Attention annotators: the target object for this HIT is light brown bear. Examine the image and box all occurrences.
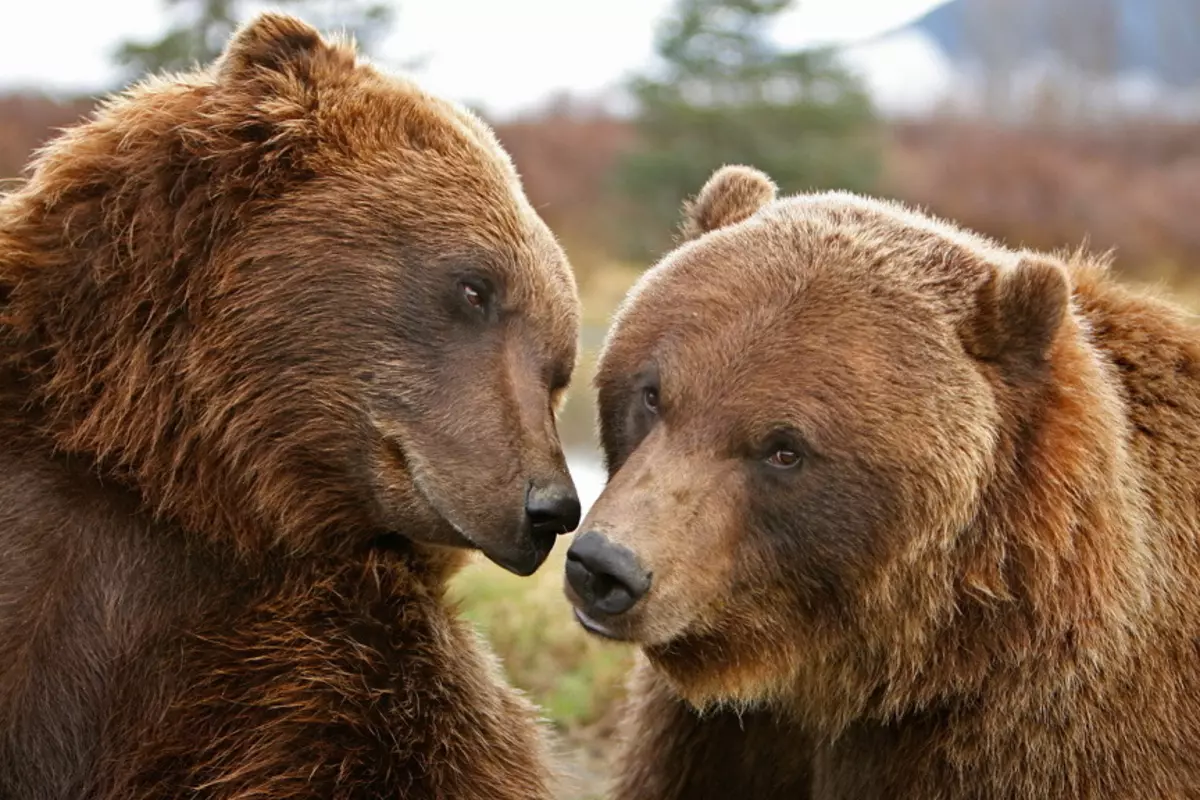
[0,13,581,800]
[565,165,1200,799]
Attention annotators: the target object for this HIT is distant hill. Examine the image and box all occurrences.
[893,0,1200,87]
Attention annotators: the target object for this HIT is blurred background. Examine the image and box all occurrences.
[3,0,1199,795]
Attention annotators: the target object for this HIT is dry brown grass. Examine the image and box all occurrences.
[883,118,1200,288]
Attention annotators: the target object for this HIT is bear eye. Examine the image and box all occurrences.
[459,280,489,312]
[766,448,801,469]
[642,386,660,415]
[765,447,802,469]
[762,435,805,470]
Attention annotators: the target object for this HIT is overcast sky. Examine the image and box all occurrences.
[0,0,952,116]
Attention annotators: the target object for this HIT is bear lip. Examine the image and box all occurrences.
[572,607,632,642]
[381,434,479,550]
[483,531,555,577]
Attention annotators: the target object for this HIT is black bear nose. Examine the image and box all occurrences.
[525,481,581,536]
[565,530,651,616]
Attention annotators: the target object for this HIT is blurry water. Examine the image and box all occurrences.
[565,449,607,517]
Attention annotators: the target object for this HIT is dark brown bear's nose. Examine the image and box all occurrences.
[525,481,581,537]
[565,530,651,616]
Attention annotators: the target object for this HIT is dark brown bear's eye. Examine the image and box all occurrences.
[459,280,488,311]
[642,386,660,414]
[765,447,802,470]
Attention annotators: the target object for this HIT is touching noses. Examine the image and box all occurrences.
[565,530,652,616]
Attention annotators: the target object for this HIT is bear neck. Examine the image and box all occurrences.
[943,270,1153,693]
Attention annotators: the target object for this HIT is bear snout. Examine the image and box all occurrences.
[481,477,579,577]
[524,479,581,538]
[565,530,652,633]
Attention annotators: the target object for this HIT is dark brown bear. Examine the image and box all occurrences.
[0,13,582,800]
[566,165,1200,799]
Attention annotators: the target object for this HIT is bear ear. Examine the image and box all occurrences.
[963,255,1070,366]
[216,12,330,86]
[679,165,777,241]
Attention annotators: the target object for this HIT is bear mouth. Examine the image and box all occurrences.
[377,433,552,575]
[572,607,633,642]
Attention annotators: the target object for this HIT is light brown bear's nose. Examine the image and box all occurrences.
[565,530,651,616]
[525,481,581,537]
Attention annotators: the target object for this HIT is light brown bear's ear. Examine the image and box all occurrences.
[963,256,1070,365]
[679,165,777,241]
[216,13,330,86]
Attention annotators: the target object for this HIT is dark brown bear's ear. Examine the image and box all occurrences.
[963,256,1070,365]
[216,13,329,86]
[679,165,777,241]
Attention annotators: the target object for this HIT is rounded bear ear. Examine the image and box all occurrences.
[963,256,1070,366]
[216,12,329,85]
[679,165,777,241]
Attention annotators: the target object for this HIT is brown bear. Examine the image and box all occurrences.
[0,13,582,800]
[565,164,1200,799]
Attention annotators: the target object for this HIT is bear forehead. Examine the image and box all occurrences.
[331,77,516,179]
[317,80,571,292]
[609,189,1021,359]
[597,196,1004,415]
[614,228,944,347]
[205,57,575,309]
[298,81,525,211]
[761,191,1018,273]
[604,259,953,417]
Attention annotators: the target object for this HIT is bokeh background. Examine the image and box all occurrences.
[3,0,1199,795]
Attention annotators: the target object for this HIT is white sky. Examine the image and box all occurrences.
[0,0,952,116]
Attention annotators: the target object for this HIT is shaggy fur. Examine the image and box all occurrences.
[573,165,1200,799]
[0,13,580,799]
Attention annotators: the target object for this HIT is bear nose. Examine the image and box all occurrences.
[525,481,581,537]
[565,530,651,616]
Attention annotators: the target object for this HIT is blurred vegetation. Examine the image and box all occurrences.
[113,0,395,82]
[450,539,633,756]
[614,0,880,259]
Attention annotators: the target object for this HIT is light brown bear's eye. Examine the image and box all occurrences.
[460,281,487,310]
[642,386,660,414]
[766,447,802,469]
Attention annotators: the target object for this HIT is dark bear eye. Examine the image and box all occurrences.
[459,280,488,311]
[642,386,660,414]
[765,446,803,470]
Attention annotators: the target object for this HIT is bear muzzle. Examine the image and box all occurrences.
[484,478,581,576]
[565,530,653,639]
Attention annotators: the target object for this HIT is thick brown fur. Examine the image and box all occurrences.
[574,165,1200,798]
[0,13,581,799]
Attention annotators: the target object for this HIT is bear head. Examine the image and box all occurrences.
[565,166,1142,729]
[0,14,581,575]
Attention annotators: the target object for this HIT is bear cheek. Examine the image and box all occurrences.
[641,505,742,645]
